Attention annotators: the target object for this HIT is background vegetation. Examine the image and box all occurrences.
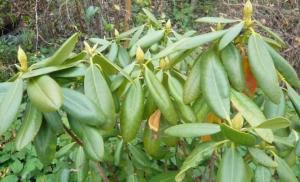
[0,0,299,81]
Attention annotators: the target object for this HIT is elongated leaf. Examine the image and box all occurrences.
[128,144,152,168]
[22,62,78,79]
[43,112,63,133]
[34,121,57,166]
[0,82,12,101]
[165,123,220,138]
[93,54,133,82]
[231,89,273,143]
[118,26,140,39]
[0,79,23,135]
[16,103,42,150]
[287,84,300,117]
[221,43,246,91]
[129,25,144,48]
[84,64,115,129]
[196,17,240,24]
[27,75,63,113]
[255,20,285,46]
[56,142,76,158]
[256,117,290,129]
[221,124,256,146]
[114,139,123,166]
[176,142,215,182]
[117,47,131,67]
[275,155,298,182]
[52,64,88,78]
[249,148,277,167]
[216,148,251,182]
[219,21,244,50]
[150,172,177,182]
[144,67,178,124]
[177,30,227,50]
[248,34,282,104]
[75,147,89,182]
[183,56,202,104]
[107,42,118,62]
[265,44,300,88]
[255,166,272,182]
[63,88,106,126]
[263,94,285,119]
[201,50,230,120]
[31,33,79,68]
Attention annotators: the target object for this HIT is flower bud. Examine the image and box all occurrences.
[114,29,119,37]
[243,0,253,25]
[166,19,171,30]
[136,46,144,63]
[159,57,170,70]
[17,46,28,71]
[232,113,244,130]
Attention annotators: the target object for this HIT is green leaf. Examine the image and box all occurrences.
[75,147,89,182]
[219,21,244,50]
[0,82,12,101]
[255,20,285,46]
[118,26,141,39]
[31,33,79,69]
[34,121,57,166]
[128,144,152,168]
[201,50,230,120]
[248,148,277,168]
[255,117,290,129]
[15,102,43,151]
[216,148,251,182]
[263,94,285,119]
[117,47,131,67]
[84,64,116,129]
[287,84,300,118]
[43,112,64,133]
[129,25,144,48]
[150,172,177,182]
[93,54,133,82]
[62,88,106,126]
[27,75,63,113]
[52,63,88,78]
[107,42,118,62]
[248,34,282,104]
[220,124,256,146]
[176,142,215,182]
[165,123,220,138]
[114,139,123,166]
[221,43,246,91]
[275,155,298,182]
[177,30,227,50]
[0,79,23,135]
[56,142,76,158]
[254,166,272,182]
[196,17,240,24]
[22,62,79,79]
[231,89,274,143]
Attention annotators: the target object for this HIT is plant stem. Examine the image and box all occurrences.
[96,162,109,182]
[63,125,83,146]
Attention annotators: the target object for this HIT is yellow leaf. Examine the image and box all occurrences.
[148,110,161,132]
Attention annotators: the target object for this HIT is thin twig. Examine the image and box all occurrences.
[63,125,83,146]
[35,0,39,51]
[96,162,109,182]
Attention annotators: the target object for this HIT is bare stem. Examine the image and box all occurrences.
[96,162,109,182]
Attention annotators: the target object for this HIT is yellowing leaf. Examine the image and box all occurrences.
[149,110,161,132]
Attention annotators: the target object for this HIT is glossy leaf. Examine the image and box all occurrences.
[231,89,274,143]
[144,67,178,124]
[165,123,220,138]
[248,148,277,168]
[114,139,123,166]
[0,79,23,135]
[254,166,272,182]
[196,17,240,24]
[176,142,215,182]
[221,43,246,91]
[27,75,63,112]
[75,147,89,182]
[183,56,202,104]
[193,98,210,122]
[220,124,256,146]
[216,148,251,182]
[31,33,79,68]
[263,94,285,119]
[34,121,57,166]
[16,103,43,150]
[265,44,300,88]
[117,47,131,67]
[63,88,106,126]
[275,155,298,182]
[107,42,118,62]
[248,34,281,104]
[0,82,13,101]
[201,50,230,120]
[168,74,196,122]
[219,21,244,50]
[256,117,290,129]
[43,112,63,133]
[120,80,144,142]
[84,64,115,129]
[287,85,300,119]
